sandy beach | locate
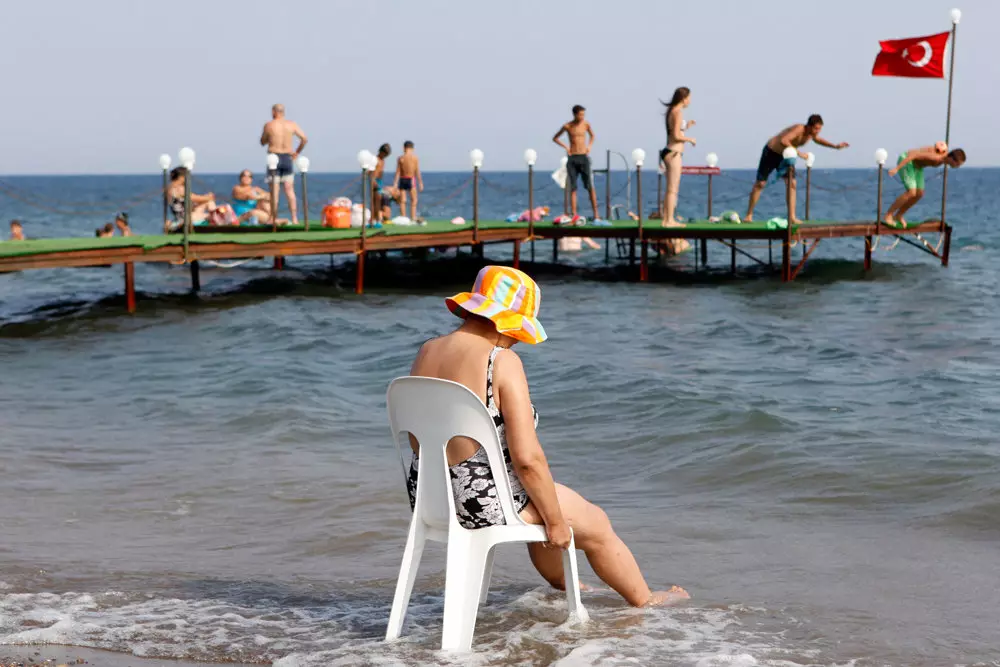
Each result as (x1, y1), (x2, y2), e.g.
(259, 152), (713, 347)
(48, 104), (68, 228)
(1, 646), (256, 667)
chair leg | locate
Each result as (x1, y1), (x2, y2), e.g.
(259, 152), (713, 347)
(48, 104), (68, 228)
(440, 536), (489, 651)
(385, 521), (426, 641)
(479, 545), (496, 605)
(561, 533), (590, 623)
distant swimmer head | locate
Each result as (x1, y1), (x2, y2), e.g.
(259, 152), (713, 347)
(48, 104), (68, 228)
(272, 103), (285, 118)
(572, 104), (585, 120)
(947, 148), (966, 167)
(378, 143), (392, 158)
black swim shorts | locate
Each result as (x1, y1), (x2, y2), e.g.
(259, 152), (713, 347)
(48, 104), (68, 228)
(566, 154), (593, 193)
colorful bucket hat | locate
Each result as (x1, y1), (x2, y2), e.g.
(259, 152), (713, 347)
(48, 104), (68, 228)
(445, 266), (547, 345)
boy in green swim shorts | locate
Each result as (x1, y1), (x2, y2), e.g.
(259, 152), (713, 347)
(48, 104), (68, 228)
(885, 144), (966, 227)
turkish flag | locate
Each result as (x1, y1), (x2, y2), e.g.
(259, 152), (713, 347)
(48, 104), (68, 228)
(872, 31), (949, 78)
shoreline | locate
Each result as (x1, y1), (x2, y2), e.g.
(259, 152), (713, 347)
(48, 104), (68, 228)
(1, 646), (258, 667)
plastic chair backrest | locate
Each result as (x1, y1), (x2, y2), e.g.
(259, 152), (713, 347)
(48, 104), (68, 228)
(387, 376), (523, 531)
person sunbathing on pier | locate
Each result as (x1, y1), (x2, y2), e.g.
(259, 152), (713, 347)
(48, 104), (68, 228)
(405, 266), (689, 608)
(745, 114), (848, 224)
(167, 167), (218, 229)
(885, 144), (966, 228)
(231, 170), (288, 225)
(8, 220), (24, 241)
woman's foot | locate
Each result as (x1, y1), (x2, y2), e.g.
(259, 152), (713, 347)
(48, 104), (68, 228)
(644, 586), (690, 606)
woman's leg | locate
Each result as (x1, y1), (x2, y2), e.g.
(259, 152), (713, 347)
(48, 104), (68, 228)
(663, 153), (683, 226)
(520, 483), (687, 607)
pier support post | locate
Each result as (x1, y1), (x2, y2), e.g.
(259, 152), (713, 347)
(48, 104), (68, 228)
(513, 241), (521, 269)
(190, 259), (201, 292)
(124, 262), (136, 313)
(301, 169), (310, 232)
(941, 224), (952, 266)
(637, 162), (647, 282)
(605, 149), (611, 265)
(527, 163), (534, 268)
(782, 165), (795, 281)
(273, 257), (284, 270)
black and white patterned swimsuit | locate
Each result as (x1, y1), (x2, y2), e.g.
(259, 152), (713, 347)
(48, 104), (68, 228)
(406, 346), (535, 529)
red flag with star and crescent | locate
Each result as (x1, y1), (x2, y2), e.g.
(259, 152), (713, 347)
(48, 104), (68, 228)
(872, 31), (950, 78)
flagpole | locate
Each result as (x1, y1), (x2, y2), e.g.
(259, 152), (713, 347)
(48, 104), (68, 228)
(941, 8), (961, 223)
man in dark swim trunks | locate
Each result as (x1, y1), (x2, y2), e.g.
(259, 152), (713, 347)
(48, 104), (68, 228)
(553, 105), (601, 222)
(395, 141), (424, 221)
(745, 114), (848, 224)
(260, 103), (308, 224)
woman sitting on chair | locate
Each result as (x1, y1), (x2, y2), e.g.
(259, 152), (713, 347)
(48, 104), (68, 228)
(406, 265), (688, 607)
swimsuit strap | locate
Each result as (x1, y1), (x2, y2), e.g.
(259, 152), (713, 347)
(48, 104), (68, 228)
(486, 346), (502, 411)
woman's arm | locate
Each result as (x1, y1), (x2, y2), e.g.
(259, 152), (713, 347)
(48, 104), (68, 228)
(495, 350), (569, 546)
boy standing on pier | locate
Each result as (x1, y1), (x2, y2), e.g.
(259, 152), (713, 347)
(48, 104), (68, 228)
(745, 114), (849, 224)
(553, 105), (601, 222)
(394, 141), (424, 221)
(885, 144), (966, 227)
(9, 220), (24, 241)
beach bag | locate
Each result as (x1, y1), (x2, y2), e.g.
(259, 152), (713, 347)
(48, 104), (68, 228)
(209, 205), (238, 226)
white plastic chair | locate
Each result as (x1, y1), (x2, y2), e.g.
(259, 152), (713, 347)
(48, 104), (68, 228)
(384, 376), (589, 652)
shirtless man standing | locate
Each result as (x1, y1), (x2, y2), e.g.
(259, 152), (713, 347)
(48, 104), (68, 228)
(260, 104), (308, 224)
(553, 105), (600, 222)
(745, 114), (848, 224)
(394, 141), (424, 221)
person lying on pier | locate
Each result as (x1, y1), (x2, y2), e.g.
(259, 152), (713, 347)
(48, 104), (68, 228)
(167, 167), (219, 229)
(95, 223), (114, 238)
(405, 265), (689, 608)
(746, 114), (848, 224)
(8, 220), (24, 241)
(885, 144), (966, 228)
(231, 170), (288, 225)
(114, 212), (132, 237)
(373, 143), (401, 223)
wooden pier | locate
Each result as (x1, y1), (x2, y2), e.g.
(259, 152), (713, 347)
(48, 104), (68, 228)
(0, 216), (952, 314)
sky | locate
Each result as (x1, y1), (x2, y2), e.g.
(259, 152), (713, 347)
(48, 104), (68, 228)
(1, 0), (996, 174)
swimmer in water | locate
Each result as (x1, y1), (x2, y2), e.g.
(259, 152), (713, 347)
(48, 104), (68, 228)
(885, 144), (966, 228)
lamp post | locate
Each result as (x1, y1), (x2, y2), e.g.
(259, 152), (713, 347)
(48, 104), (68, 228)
(941, 7), (961, 224)
(521, 148), (537, 270)
(804, 152), (815, 221)
(870, 148), (888, 273)
(703, 152), (719, 270)
(356, 150), (373, 295)
(631, 148), (647, 282)
(159, 153), (171, 233)
(781, 146), (797, 281)
(177, 147), (197, 288)
(470, 149), (483, 253)
(266, 153), (282, 269)
(297, 156), (311, 231)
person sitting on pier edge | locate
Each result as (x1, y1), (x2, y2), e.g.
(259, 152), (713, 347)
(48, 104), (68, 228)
(114, 212), (132, 237)
(95, 223), (114, 238)
(745, 114), (849, 224)
(552, 105), (602, 223)
(167, 167), (219, 230)
(373, 144), (401, 223)
(9, 220), (25, 241)
(404, 265), (689, 608)
(231, 170), (287, 225)
(885, 143), (966, 228)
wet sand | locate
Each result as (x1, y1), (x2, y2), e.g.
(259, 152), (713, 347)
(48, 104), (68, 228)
(1, 646), (256, 667)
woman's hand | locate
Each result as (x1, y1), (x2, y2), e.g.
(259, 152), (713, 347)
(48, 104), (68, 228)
(687, 137), (697, 147)
(545, 520), (572, 550)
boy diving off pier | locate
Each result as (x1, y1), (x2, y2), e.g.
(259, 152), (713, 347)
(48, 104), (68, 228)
(885, 143), (966, 227)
